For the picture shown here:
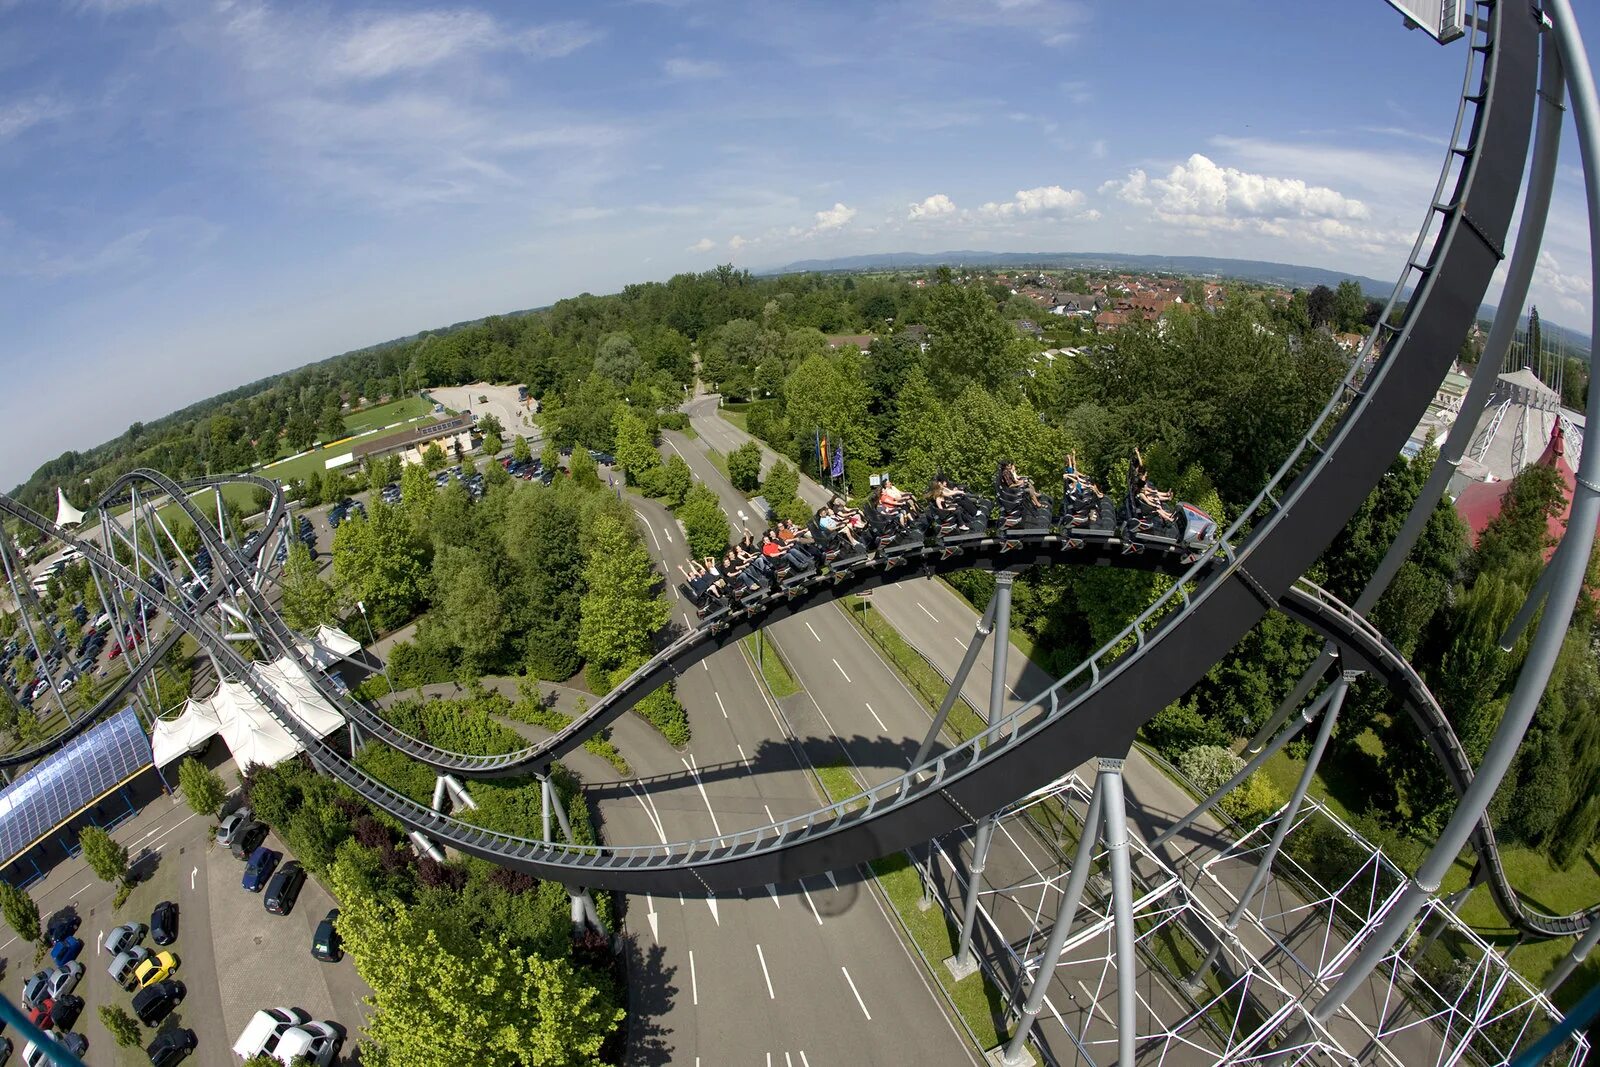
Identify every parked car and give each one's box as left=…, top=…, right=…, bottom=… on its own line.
left=145, top=1027, right=197, bottom=1066
left=0, top=1036, right=12, bottom=1065
left=109, top=946, right=152, bottom=989
left=43, top=912, right=78, bottom=945
left=44, top=962, right=83, bottom=1000
left=18, top=971, right=47, bottom=1010
left=228, top=820, right=268, bottom=860
left=242, top=847, right=279, bottom=892
left=48, top=994, right=83, bottom=1031
left=310, top=908, right=342, bottom=962
left=150, top=900, right=178, bottom=946
left=231, top=1007, right=309, bottom=1060
left=273, top=1021, right=340, bottom=1067
left=216, top=807, right=252, bottom=847
left=47, top=936, right=81, bottom=967
left=132, top=951, right=178, bottom=989
left=264, top=861, right=306, bottom=916
left=25, top=1002, right=53, bottom=1032
left=132, top=979, right=185, bottom=1025
left=104, top=922, right=147, bottom=956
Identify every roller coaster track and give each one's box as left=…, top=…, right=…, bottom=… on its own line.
left=0, top=4, right=1573, bottom=937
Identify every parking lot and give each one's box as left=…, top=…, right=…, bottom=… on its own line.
left=5, top=785, right=369, bottom=1065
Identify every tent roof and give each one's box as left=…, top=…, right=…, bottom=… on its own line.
left=152, top=659, right=346, bottom=773
left=149, top=698, right=226, bottom=768
left=0, top=708, right=151, bottom=870
left=293, top=625, right=363, bottom=671
left=54, top=488, right=85, bottom=528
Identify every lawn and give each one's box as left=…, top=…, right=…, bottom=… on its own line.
left=341, top=396, right=432, bottom=434
left=740, top=633, right=799, bottom=697
left=720, top=405, right=750, bottom=434
left=259, top=415, right=435, bottom=484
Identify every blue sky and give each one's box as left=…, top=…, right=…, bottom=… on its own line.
left=1, top=0, right=1595, bottom=489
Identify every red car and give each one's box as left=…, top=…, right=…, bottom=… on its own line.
left=109, top=644, right=123, bottom=661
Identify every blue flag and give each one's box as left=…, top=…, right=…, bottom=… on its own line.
left=830, top=441, right=844, bottom=479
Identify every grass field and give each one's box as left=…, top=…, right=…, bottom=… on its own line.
left=260, top=413, right=436, bottom=484
left=341, top=396, right=431, bottom=434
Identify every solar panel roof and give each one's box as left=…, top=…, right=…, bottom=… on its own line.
left=0, top=707, right=151, bottom=868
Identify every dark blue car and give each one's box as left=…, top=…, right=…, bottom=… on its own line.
left=49, top=935, right=83, bottom=967
left=242, top=847, right=279, bottom=893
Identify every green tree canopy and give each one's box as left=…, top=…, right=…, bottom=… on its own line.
left=577, top=513, right=668, bottom=677
left=77, top=825, right=129, bottom=885
left=280, top=541, right=339, bottom=632
left=178, top=757, right=228, bottom=817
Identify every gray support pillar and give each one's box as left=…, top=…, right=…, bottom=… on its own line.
left=947, top=817, right=996, bottom=979
left=1310, top=15, right=1598, bottom=1028
left=1100, top=759, right=1137, bottom=1067
left=999, top=774, right=1107, bottom=1067
left=912, top=591, right=998, bottom=769
left=0, top=530, right=68, bottom=721
left=1153, top=680, right=1338, bottom=849
left=541, top=776, right=554, bottom=843
left=1246, top=648, right=1332, bottom=753
left=1543, top=917, right=1600, bottom=995
left=989, top=572, right=1014, bottom=734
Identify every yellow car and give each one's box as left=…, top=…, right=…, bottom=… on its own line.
left=133, top=951, right=178, bottom=989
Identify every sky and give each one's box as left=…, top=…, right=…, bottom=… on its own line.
left=1, top=0, right=1596, bottom=490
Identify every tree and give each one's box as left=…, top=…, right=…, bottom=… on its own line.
left=512, top=434, right=532, bottom=464
left=569, top=447, right=602, bottom=491
left=1306, top=284, right=1335, bottom=328
left=280, top=542, right=338, bottom=632
left=595, top=333, right=643, bottom=385
left=577, top=513, right=668, bottom=676
left=100, top=1004, right=143, bottom=1048
left=925, top=282, right=1025, bottom=398
left=1528, top=305, right=1543, bottom=370
left=541, top=439, right=562, bottom=478
left=655, top=454, right=692, bottom=507
left=320, top=405, right=346, bottom=442
left=612, top=408, right=660, bottom=487
left=78, top=825, right=129, bottom=886
left=433, top=546, right=508, bottom=667
left=482, top=431, right=503, bottom=457
left=476, top=413, right=504, bottom=438
left=678, top=484, right=730, bottom=559
left=727, top=441, right=763, bottom=492
left=0, top=880, right=39, bottom=943
left=178, top=757, right=227, bottom=817
left=285, top=412, right=317, bottom=453
left=422, top=442, right=447, bottom=471
left=333, top=504, right=428, bottom=630
left=1333, top=280, right=1367, bottom=332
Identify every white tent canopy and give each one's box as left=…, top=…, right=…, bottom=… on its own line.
left=293, top=625, right=363, bottom=671
left=149, top=697, right=226, bottom=769
left=54, top=488, right=85, bottom=528
left=150, top=657, right=345, bottom=770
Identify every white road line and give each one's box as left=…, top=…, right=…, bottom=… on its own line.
left=954, top=635, right=967, bottom=649
left=800, top=882, right=824, bottom=926
left=864, top=701, right=886, bottom=730
left=189, top=866, right=197, bottom=891
left=715, top=692, right=728, bottom=719
left=786, top=1054, right=794, bottom=1067
left=630, top=785, right=668, bottom=843
left=1078, top=980, right=1113, bottom=1023
left=763, top=803, right=776, bottom=823
left=800, top=1054, right=811, bottom=1067
left=832, top=658, right=851, bottom=683
left=842, top=966, right=872, bottom=1019
left=805, top=622, right=821, bottom=642
left=765, top=884, right=781, bottom=908
left=756, top=944, right=775, bottom=999
left=663, top=525, right=673, bottom=543
left=96, top=931, right=103, bottom=956
left=643, top=522, right=661, bottom=551
left=71, top=882, right=93, bottom=899
left=680, top=757, right=723, bottom=836
left=918, top=602, right=938, bottom=622
left=702, top=660, right=708, bottom=671
left=689, top=950, right=699, bottom=1005
left=737, top=743, right=749, bottom=767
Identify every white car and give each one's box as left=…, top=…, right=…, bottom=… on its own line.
left=104, top=922, right=146, bottom=955
left=272, top=1021, right=339, bottom=1066
left=217, top=808, right=253, bottom=847
left=232, top=1007, right=310, bottom=1060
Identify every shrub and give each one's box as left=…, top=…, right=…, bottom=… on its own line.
left=727, top=441, right=763, bottom=492
left=177, top=757, right=227, bottom=817
left=77, top=826, right=129, bottom=886
left=100, top=1004, right=142, bottom=1047
left=1176, top=744, right=1244, bottom=795
left=0, top=880, right=39, bottom=942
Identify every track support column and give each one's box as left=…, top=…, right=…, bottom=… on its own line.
left=1101, top=758, right=1137, bottom=1067
left=995, top=772, right=1106, bottom=1067
left=543, top=774, right=609, bottom=937
left=912, top=590, right=998, bottom=768
left=946, top=816, right=995, bottom=980
left=1543, top=917, right=1600, bottom=995
left=989, top=571, right=1014, bottom=734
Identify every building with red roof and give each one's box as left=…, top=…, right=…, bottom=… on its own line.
left=1455, top=420, right=1586, bottom=558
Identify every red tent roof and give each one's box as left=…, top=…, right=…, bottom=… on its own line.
left=1456, top=421, right=1580, bottom=559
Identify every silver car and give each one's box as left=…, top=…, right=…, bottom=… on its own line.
left=103, top=921, right=146, bottom=956
left=44, top=962, right=83, bottom=1000
left=108, top=946, right=151, bottom=988
left=19, top=971, right=48, bottom=1010
left=217, top=807, right=253, bottom=847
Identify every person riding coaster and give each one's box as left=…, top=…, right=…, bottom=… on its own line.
left=929, top=473, right=990, bottom=536
left=995, top=459, right=1053, bottom=532
left=1119, top=448, right=1218, bottom=558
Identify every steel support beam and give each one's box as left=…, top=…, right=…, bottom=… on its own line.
left=948, top=817, right=996, bottom=978
left=1100, top=758, right=1137, bottom=1067
left=912, top=590, right=997, bottom=769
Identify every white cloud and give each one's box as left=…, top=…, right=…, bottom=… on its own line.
left=908, top=193, right=957, bottom=220
left=1535, top=250, right=1592, bottom=316
left=328, top=11, right=600, bottom=80
left=979, top=184, right=1089, bottom=219
left=729, top=235, right=748, bottom=250
left=811, top=202, right=856, bottom=231
left=688, top=236, right=715, bottom=252
left=663, top=57, right=725, bottom=80
left=1103, top=153, right=1368, bottom=222
left=0, top=96, right=68, bottom=141
left=928, top=0, right=1090, bottom=46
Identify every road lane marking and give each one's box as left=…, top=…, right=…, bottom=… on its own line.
left=689, top=950, right=699, bottom=1005
left=1079, top=980, right=1113, bottom=1022
left=825, top=870, right=839, bottom=891
left=630, top=785, right=668, bottom=843
left=756, top=944, right=775, bottom=999
left=864, top=701, right=886, bottom=730
left=832, top=658, right=851, bottom=683
left=715, top=692, right=728, bottom=719
left=800, top=882, right=824, bottom=926
left=805, top=622, right=821, bottom=642
left=786, top=1055, right=794, bottom=1067
left=706, top=895, right=720, bottom=925
left=71, top=882, right=93, bottom=899
left=764, top=803, right=776, bottom=823
left=642, top=522, right=661, bottom=551
left=765, top=884, right=780, bottom=908
left=918, top=602, right=938, bottom=622
left=801, top=1054, right=811, bottom=1067
left=681, top=754, right=722, bottom=834
left=842, top=966, right=871, bottom=1019
left=645, top=894, right=659, bottom=942
left=737, top=743, right=749, bottom=767
left=97, top=931, right=103, bottom=956
left=190, top=866, right=197, bottom=891
left=662, top=525, right=673, bottom=543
